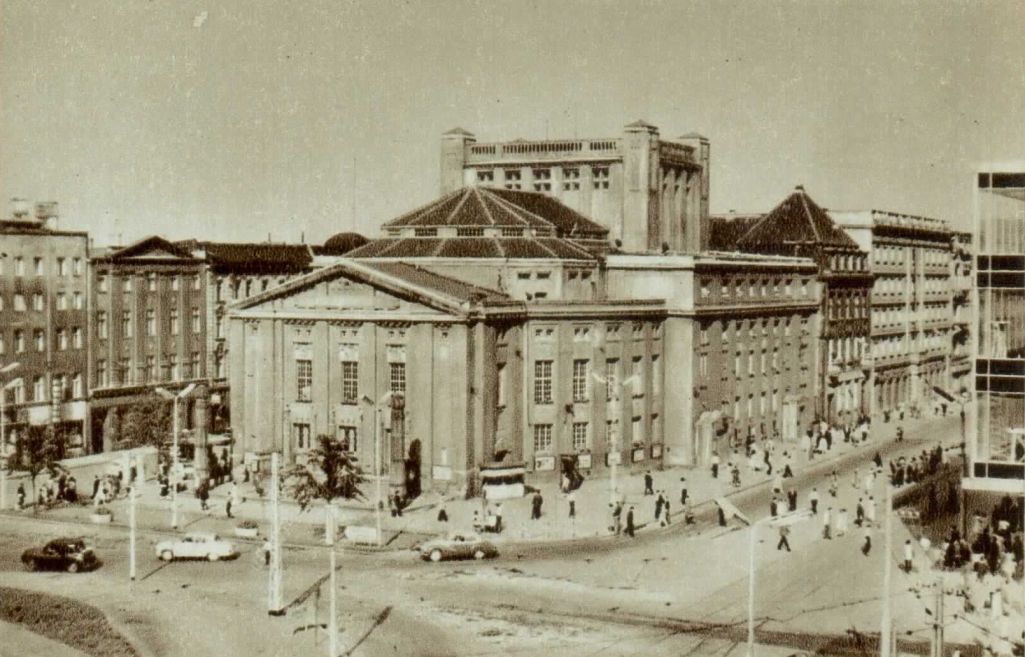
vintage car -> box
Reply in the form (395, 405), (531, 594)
(155, 532), (239, 562)
(418, 532), (499, 562)
(22, 538), (101, 573)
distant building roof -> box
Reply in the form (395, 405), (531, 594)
(347, 236), (597, 260)
(177, 240), (314, 272)
(625, 119), (656, 129)
(708, 213), (763, 251)
(358, 261), (508, 303)
(0, 219), (87, 238)
(315, 232), (368, 256)
(738, 186), (861, 253)
(443, 127), (475, 136)
(381, 187), (608, 238)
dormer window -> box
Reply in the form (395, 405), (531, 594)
(592, 166), (610, 190)
(414, 227), (438, 237)
(501, 228), (524, 237)
(503, 170), (522, 190)
(476, 169), (494, 182)
(563, 167), (580, 191)
(456, 227), (485, 237)
(532, 168), (551, 192)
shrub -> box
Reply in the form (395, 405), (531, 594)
(238, 519), (258, 529)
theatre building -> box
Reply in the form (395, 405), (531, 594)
(228, 259), (666, 496)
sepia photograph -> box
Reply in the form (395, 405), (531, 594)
(0, 1), (1023, 656)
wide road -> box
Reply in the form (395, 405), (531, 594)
(0, 415), (961, 656)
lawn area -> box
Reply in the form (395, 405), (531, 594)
(0, 586), (139, 657)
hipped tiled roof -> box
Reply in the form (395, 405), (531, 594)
(346, 237), (597, 260)
(178, 240), (314, 271)
(382, 187), (608, 239)
(358, 261), (508, 303)
(738, 187), (860, 252)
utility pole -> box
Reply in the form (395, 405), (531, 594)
(328, 527), (337, 657)
(268, 451), (284, 616)
(747, 519), (757, 657)
(375, 404), (383, 548)
(935, 576), (945, 657)
(128, 481), (137, 581)
(880, 482), (893, 657)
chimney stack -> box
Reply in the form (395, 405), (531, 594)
(35, 201), (59, 229)
(10, 197), (30, 219)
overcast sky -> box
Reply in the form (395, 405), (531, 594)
(1, 0), (1022, 246)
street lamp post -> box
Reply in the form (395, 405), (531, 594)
(0, 362), (22, 512)
(747, 510), (810, 657)
(363, 391), (393, 548)
(156, 383), (197, 530)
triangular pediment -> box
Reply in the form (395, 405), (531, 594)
(101, 236), (199, 262)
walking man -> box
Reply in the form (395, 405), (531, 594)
(644, 471), (654, 496)
(655, 491), (665, 521)
(861, 528), (872, 556)
(625, 506), (635, 537)
(809, 487), (819, 514)
(680, 479), (688, 507)
(494, 502), (503, 532)
(567, 491), (576, 519)
(531, 491), (543, 520)
(612, 502), (623, 536)
(262, 538), (271, 566)
(777, 524), (792, 552)
(823, 507), (832, 539)
(16, 483), (25, 510)
(711, 452), (720, 479)
(903, 539), (914, 572)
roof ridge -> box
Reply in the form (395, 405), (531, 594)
(484, 193), (532, 227)
(474, 187), (498, 226)
(535, 237), (559, 258)
(446, 188), (473, 225)
(387, 189), (462, 227)
(798, 191), (821, 241)
(486, 190), (555, 229)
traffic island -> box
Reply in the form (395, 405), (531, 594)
(0, 586), (139, 657)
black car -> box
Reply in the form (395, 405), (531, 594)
(22, 538), (101, 573)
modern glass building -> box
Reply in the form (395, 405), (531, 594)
(966, 164), (1025, 494)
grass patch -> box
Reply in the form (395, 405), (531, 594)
(0, 586), (138, 657)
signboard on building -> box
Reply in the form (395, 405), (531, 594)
(577, 454), (592, 469)
(432, 465), (452, 481)
(606, 452), (622, 466)
(651, 444), (663, 459)
(534, 456), (555, 471)
(631, 448), (645, 462)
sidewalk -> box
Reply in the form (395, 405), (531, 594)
(0, 620), (90, 657)
(15, 412), (962, 551)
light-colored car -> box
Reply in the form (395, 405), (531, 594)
(418, 532), (499, 562)
(155, 532), (239, 562)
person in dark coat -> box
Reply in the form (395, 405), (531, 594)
(643, 471), (654, 496)
(531, 491), (543, 520)
(862, 529), (872, 556)
(655, 492), (665, 521)
(437, 503), (448, 523)
(92, 475), (100, 498)
(680, 479), (689, 507)
(625, 506), (635, 537)
(776, 525), (791, 552)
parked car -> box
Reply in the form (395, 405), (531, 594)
(155, 532), (239, 562)
(22, 538), (101, 573)
(418, 532), (499, 562)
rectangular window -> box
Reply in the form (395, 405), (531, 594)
(190, 351), (200, 378)
(572, 422), (590, 451)
(631, 356), (644, 397)
(296, 359), (313, 402)
(147, 274), (157, 291)
(97, 275), (108, 292)
(572, 359), (589, 403)
(123, 277), (132, 293)
(605, 359), (619, 400)
(606, 419), (620, 450)
(57, 258), (67, 276)
(146, 308), (156, 336)
(14, 330), (24, 353)
(532, 424), (553, 452)
(632, 416), (644, 444)
(338, 425), (358, 452)
(497, 364), (506, 406)
(13, 294), (25, 312)
(33, 293), (44, 311)
(191, 307), (201, 332)
(389, 362), (406, 395)
(193, 275), (201, 290)
(72, 292), (83, 309)
(503, 169), (522, 190)
(170, 308), (179, 335)
(652, 355), (661, 395)
(476, 170), (494, 183)
(534, 360), (553, 404)
(34, 329), (45, 352)
(33, 257), (43, 276)
(532, 168), (551, 192)
(342, 361), (358, 403)
(121, 310), (132, 338)
(33, 376), (45, 402)
(56, 292), (67, 311)
(562, 167), (580, 190)
(592, 166), (610, 190)
(72, 258), (82, 276)
(97, 311), (108, 339)
(72, 373), (83, 397)
(14, 257), (24, 277)
(293, 423), (312, 451)
(57, 329), (68, 350)
(145, 355), (156, 382)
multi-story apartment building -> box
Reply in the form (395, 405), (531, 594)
(729, 186), (873, 426)
(88, 236), (324, 452)
(832, 210), (965, 418)
(964, 164), (1025, 502)
(440, 121), (710, 253)
(0, 200), (89, 453)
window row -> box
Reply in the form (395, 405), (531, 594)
(0, 256), (83, 277)
(96, 273), (201, 294)
(700, 276), (810, 300)
(0, 373), (84, 403)
(95, 307), (201, 338)
(531, 414), (659, 454)
(94, 353), (202, 387)
(481, 166), (612, 192)
(0, 327), (83, 354)
(292, 358), (406, 403)
(533, 356), (660, 405)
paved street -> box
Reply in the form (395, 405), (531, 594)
(1, 413), (996, 657)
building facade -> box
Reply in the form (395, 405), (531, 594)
(88, 237), (320, 452)
(832, 210), (967, 417)
(732, 186), (873, 425)
(440, 121), (710, 253)
(0, 200), (89, 453)
(229, 259), (667, 495)
(964, 164), (1025, 499)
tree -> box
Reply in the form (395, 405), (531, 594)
(8, 425), (66, 513)
(285, 435), (366, 541)
(119, 399), (173, 449)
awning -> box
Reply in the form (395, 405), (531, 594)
(932, 386), (956, 402)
